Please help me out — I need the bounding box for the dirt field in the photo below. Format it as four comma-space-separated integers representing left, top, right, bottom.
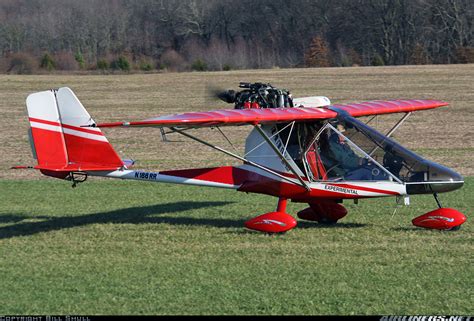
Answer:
1, 64, 473, 179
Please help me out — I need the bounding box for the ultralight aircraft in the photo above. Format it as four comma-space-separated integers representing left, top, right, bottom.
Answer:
17, 83, 467, 233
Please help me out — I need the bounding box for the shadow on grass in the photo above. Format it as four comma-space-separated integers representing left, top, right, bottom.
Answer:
391, 226, 422, 232
231, 221, 368, 236
297, 221, 368, 229
391, 226, 460, 232
0, 214, 29, 224
0, 201, 238, 239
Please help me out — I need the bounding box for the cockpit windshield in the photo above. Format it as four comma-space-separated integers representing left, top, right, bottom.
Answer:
275, 121, 398, 182
305, 123, 398, 182
273, 114, 462, 185
317, 114, 462, 184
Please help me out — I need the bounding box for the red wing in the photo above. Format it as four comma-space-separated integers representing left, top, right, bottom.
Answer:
332, 99, 448, 117
96, 107, 338, 128
95, 99, 448, 128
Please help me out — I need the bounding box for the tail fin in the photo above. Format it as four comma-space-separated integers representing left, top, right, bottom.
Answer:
26, 87, 123, 178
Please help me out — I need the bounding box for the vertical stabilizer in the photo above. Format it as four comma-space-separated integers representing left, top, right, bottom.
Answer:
26, 87, 123, 174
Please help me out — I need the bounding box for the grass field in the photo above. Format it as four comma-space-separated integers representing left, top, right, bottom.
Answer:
0, 65, 473, 315
0, 179, 472, 315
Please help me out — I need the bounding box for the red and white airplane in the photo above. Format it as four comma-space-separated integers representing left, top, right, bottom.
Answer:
19, 85, 467, 233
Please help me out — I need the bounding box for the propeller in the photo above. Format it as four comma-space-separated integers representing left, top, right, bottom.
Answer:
206, 84, 236, 104
217, 89, 236, 103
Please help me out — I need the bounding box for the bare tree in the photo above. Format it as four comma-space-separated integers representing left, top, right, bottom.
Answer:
0, 0, 472, 70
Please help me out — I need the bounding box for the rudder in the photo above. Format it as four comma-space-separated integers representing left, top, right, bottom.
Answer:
26, 87, 123, 176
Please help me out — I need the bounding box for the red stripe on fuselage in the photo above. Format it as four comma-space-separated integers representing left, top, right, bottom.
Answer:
259, 169, 400, 196
160, 167, 254, 186
159, 166, 400, 200
325, 183, 400, 196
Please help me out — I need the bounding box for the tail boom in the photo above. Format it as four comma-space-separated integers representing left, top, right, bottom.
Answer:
88, 167, 247, 190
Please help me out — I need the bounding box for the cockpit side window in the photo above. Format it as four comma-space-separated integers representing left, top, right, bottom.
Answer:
333, 114, 461, 184
275, 122, 325, 178
301, 121, 400, 182
276, 119, 413, 183
274, 115, 460, 185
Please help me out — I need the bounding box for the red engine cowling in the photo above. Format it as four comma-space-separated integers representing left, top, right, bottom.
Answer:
245, 212, 297, 233
297, 201, 348, 224
412, 208, 467, 230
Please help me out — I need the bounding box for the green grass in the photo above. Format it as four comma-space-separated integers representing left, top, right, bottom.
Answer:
0, 178, 472, 315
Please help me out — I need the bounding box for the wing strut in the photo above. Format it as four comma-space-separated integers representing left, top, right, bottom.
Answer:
169, 127, 307, 189
244, 121, 295, 158
159, 128, 169, 142
216, 127, 239, 154
368, 112, 412, 156
253, 125, 311, 191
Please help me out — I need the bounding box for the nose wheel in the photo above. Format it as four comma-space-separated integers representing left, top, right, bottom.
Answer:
411, 193, 466, 230
244, 198, 297, 233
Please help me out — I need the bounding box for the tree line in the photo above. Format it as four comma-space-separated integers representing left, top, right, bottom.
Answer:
0, 0, 473, 73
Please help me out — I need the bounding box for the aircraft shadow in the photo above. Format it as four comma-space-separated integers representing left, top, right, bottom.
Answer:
297, 221, 368, 229
391, 227, 420, 231
0, 214, 30, 224
0, 201, 238, 239
390, 226, 454, 232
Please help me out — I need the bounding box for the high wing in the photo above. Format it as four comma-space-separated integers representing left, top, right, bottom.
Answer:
97, 107, 337, 128
95, 99, 448, 128
331, 99, 448, 117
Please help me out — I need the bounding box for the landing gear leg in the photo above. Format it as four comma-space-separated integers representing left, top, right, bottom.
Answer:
433, 193, 443, 209
68, 172, 87, 188
276, 198, 287, 212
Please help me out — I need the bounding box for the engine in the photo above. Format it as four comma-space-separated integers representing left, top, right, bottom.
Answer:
217, 82, 294, 109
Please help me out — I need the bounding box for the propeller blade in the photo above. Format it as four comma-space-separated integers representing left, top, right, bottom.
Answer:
206, 83, 236, 103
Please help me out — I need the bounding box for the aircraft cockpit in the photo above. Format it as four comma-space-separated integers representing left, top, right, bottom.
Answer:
275, 114, 463, 193
325, 114, 464, 193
